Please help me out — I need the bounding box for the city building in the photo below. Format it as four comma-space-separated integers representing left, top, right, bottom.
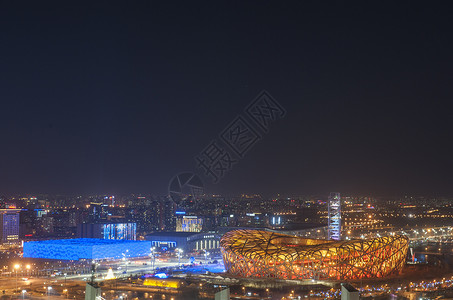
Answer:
146, 225, 327, 254
341, 283, 359, 300
126, 195, 161, 234
145, 232, 195, 251
162, 197, 177, 231
0, 208, 20, 244
328, 192, 341, 240
176, 215, 203, 232
190, 232, 221, 251
221, 229, 409, 280
23, 238, 151, 260
215, 288, 230, 300
88, 202, 110, 221
78, 222, 137, 240
145, 231, 221, 252
85, 283, 101, 300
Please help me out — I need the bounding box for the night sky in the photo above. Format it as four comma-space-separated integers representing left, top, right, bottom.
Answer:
1, 1, 453, 197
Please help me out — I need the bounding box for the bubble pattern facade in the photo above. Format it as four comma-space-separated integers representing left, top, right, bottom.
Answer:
23, 239, 152, 260
220, 230, 409, 280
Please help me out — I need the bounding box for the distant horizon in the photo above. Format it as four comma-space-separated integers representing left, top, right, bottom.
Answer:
2, 192, 453, 200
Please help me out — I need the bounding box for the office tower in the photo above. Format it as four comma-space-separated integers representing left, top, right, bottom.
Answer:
328, 192, 341, 240
0, 209, 20, 244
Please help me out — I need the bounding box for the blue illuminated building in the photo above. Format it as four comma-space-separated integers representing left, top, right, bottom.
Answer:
78, 222, 136, 240
145, 232, 221, 252
102, 223, 136, 240
328, 192, 341, 240
23, 238, 151, 260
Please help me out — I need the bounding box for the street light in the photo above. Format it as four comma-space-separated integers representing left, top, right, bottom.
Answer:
47, 286, 52, 299
14, 264, 20, 293
203, 250, 209, 264
21, 290, 26, 300
26, 264, 31, 276
176, 248, 183, 267
122, 249, 129, 274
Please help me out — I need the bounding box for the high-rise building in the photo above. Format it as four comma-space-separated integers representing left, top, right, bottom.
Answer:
126, 196, 160, 235
328, 192, 341, 240
0, 209, 20, 244
176, 216, 203, 232
162, 196, 176, 231
78, 222, 136, 240
88, 202, 109, 221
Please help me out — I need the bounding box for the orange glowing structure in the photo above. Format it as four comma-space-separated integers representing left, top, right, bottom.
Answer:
220, 230, 408, 280
143, 278, 182, 288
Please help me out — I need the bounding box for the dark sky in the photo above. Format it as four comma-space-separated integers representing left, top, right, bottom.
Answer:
1, 1, 453, 197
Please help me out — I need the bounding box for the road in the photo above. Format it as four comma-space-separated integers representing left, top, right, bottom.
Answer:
0, 255, 224, 299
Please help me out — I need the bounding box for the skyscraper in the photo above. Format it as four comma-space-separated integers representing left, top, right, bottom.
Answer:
0, 209, 20, 244
162, 196, 176, 231
328, 193, 341, 240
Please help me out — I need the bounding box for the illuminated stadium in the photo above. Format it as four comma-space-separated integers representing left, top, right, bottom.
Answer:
220, 230, 409, 280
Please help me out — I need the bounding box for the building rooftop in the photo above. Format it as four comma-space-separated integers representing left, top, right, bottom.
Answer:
26, 238, 148, 246
342, 283, 359, 293
24, 238, 152, 260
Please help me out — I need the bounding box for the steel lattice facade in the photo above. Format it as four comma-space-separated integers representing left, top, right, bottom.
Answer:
221, 230, 408, 280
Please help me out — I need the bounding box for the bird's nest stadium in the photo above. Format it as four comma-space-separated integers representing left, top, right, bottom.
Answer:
220, 230, 409, 280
